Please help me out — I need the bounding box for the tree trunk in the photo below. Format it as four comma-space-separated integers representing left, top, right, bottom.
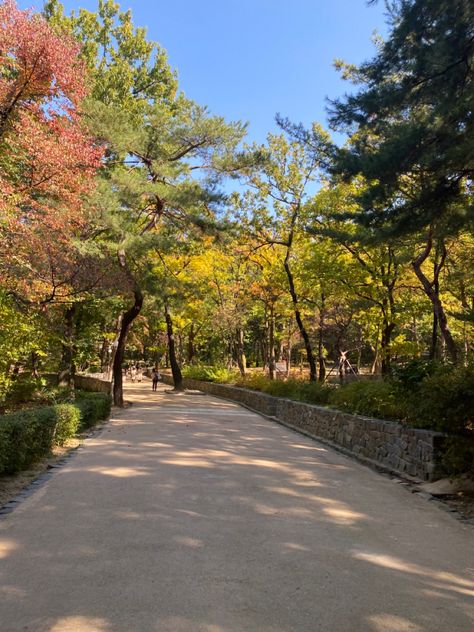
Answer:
284, 256, 317, 381
285, 318, 292, 378
412, 233, 457, 362
187, 323, 196, 364
268, 305, 276, 380
429, 274, 440, 360
380, 319, 396, 376
31, 352, 40, 379
107, 314, 123, 380
99, 338, 109, 374
165, 302, 183, 391
317, 292, 326, 383
58, 304, 77, 392
112, 250, 144, 407
370, 335, 380, 375
236, 327, 247, 377
430, 310, 439, 360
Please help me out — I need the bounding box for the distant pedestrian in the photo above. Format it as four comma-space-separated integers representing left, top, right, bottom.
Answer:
151, 368, 159, 391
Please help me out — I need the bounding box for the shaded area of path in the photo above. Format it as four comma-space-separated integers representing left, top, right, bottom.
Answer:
1, 381, 473, 632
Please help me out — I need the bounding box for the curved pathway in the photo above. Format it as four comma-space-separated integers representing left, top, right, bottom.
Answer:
0, 381, 473, 631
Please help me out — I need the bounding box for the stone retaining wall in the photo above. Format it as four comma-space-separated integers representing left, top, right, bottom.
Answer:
74, 375, 112, 394
161, 374, 445, 481
42, 373, 112, 394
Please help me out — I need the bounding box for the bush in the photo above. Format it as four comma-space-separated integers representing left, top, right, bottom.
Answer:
0, 392, 111, 475
391, 359, 441, 392
236, 375, 332, 405
295, 381, 332, 405
182, 364, 240, 384
0, 409, 53, 474
2, 376, 47, 410
53, 404, 81, 445
235, 373, 270, 391
329, 380, 403, 420
404, 364, 474, 434
76, 392, 112, 429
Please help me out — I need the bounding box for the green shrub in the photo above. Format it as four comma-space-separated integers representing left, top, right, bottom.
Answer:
53, 404, 81, 446
76, 392, 112, 429
0, 392, 111, 475
0, 408, 56, 474
3, 376, 47, 409
235, 373, 270, 391
391, 359, 441, 392
441, 436, 474, 476
235, 375, 332, 405
329, 380, 403, 420
404, 364, 474, 434
295, 381, 332, 405
183, 364, 240, 384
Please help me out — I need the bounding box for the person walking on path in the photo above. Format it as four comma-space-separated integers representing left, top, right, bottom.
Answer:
151, 368, 160, 391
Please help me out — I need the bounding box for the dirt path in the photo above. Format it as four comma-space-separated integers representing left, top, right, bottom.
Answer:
0, 381, 473, 631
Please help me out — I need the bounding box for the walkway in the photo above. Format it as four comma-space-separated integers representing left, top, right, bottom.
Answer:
0, 381, 473, 632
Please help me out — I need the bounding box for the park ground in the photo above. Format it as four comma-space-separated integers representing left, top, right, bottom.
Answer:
0, 380, 473, 632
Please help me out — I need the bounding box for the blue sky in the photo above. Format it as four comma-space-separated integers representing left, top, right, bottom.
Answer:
31, 0, 389, 144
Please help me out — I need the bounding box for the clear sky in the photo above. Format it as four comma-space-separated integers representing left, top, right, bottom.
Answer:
29, 0, 389, 144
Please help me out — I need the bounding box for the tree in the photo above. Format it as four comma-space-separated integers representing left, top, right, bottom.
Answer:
327, 0, 474, 361
0, 1, 102, 304
235, 130, 329, 381
312, 180, 413, 374
45, 0, 246, 404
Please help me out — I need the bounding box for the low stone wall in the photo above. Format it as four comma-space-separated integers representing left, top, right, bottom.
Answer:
42, 373, 112, 394
74, 375, 112, 394
161, 374, 445, 481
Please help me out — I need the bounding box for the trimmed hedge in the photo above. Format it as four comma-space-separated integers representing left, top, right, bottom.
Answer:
0, 392, 111, 475
76, 391, 112, 430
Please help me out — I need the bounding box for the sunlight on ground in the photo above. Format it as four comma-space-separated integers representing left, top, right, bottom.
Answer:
290, 443, 327, 452
0, 538, 18, 559
265, 486, 368, 524
115, 510, 142, 520
353, 551, 474, 596
174, 536, 204, 548
367, 614, 423, 632
322, 506, 367, 525
49, 616, 111, 631
282, 542, 311, 552
84, 466, 150, 478
0, 584, 27, 598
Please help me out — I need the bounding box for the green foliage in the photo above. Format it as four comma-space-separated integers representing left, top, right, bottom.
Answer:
0, 405, 74, 474
0, 292, 49, 407
0, 392, 111, 475
391, 359, 440, 392
182, 364, 240, 384
236, 375, 332, 405
52, 404, 82, 446
330, 0, 474, 235
403, 364, 474, 434
236, 373, 276, 392
440, 437, 474, 478
2, 376, 47, 411
76, 392, 112, 429
44, 0, 178, 116
328, 380, 403, 420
